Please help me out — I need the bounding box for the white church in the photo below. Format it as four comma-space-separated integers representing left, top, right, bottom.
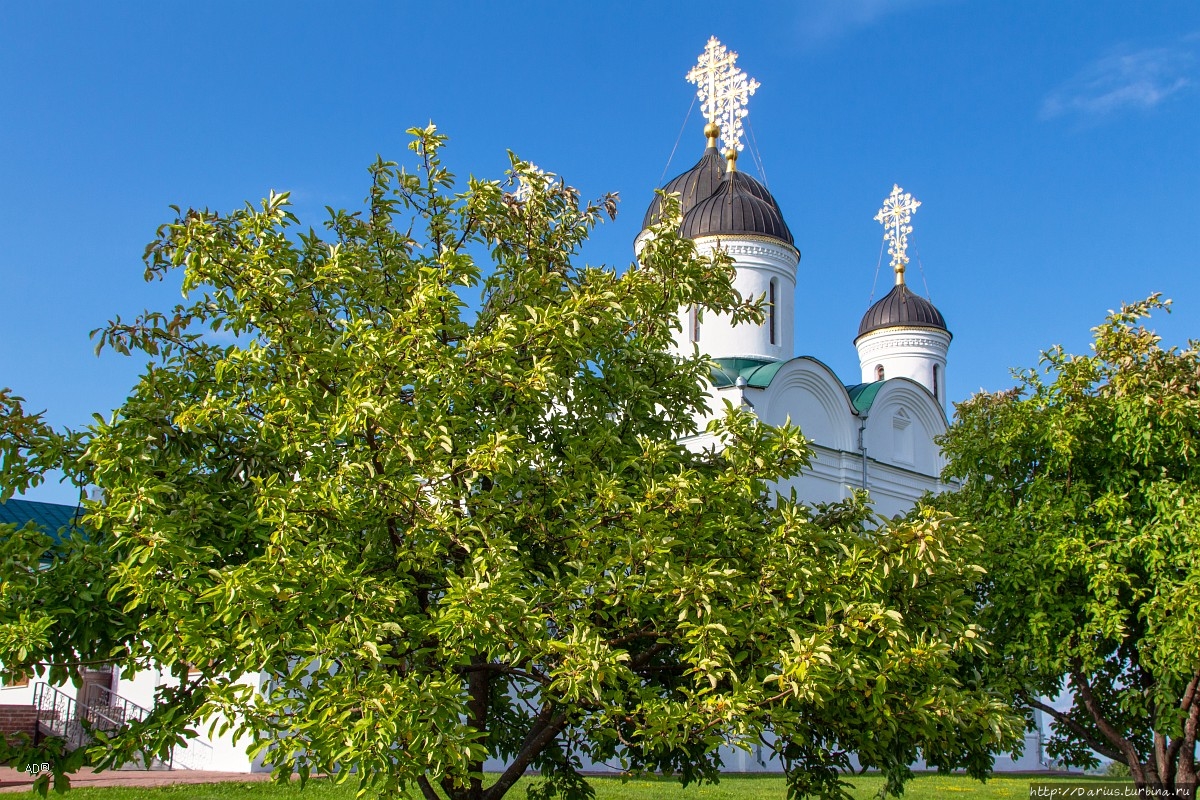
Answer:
641, 37, 953, 520
623, 37, 1047, 772
0, 38, 1051, 776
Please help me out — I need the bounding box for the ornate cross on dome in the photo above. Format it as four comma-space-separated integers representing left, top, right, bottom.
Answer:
686, 36, 760, 156
874, 184, 921, 284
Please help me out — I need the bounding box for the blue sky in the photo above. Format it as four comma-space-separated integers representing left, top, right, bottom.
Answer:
3, 2, 1198, 504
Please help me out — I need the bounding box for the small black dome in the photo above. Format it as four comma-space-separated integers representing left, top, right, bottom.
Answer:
678, 171, 794, 246
856, 283, 949, 339
642, 147, 724, 229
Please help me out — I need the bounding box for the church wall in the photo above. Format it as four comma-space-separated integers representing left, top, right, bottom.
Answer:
755, 360, 856, 452
855, 327, 950, 405
862, 460, 944, 518
774, 446, 861, 508
861, 381, 947, 482
148, 669, 262, 772
113, 667, 160, 712
681, 237, 798, 363
695, 368, 947, 519
772, 445, 945, 519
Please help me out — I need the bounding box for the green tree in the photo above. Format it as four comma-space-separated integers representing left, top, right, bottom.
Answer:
1, 127, 1017, 799
937, 296, 1200, 799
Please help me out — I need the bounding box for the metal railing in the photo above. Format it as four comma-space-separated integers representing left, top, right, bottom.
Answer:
32, 682, 90, 752
85, 685, 214, 770
32, 682, 214, 771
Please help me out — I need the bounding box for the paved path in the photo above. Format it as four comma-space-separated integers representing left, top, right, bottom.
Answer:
0, 767, 276, 793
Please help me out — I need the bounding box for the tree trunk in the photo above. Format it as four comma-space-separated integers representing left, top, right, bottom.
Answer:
1176, 685, 1199, 800
1129, 760, 1197, 800
465, 658, 491, 800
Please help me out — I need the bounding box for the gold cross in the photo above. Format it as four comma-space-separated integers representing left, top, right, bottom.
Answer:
686, 37, 760, 155
874, 184, 921, 280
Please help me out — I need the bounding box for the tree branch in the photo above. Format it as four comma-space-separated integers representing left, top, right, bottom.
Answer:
415, 775, 441, 800
1154, 730, 1171, 787
482, 705, 569, 800
1178, 670, 1200, 718
364, 422, 404, 553
1021, 694, 1124, 763
1070, 662, 1144, 770
607, 626, 659, 648
453, 663, 549, 686
629, 641, 671, 670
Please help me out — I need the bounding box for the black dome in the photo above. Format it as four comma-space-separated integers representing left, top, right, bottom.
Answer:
856, 283, 949, 339
678, 171, 794, 246
731, 169, 783, 208
642, 146, 724, 229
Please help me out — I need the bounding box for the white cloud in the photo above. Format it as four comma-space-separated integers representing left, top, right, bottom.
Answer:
1041, 39, 1197, 121
794, 0, 945, 46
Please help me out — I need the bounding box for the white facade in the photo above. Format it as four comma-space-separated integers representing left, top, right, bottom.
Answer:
682, 355, 950, 518
669, 208, 952, 516
2, 668, 260, 772
674, 235, 799, 363
855, 325, 951, 408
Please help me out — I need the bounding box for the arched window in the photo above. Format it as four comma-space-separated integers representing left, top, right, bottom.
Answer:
689, 304, 700, 343
932, 364, 940, 400
768, 279, 778, 345
875, 364, 885, 381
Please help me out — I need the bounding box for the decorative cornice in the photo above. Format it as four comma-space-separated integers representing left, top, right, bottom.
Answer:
693, 234, 800, 260
717, 242, 789, 258
854, 326, 952, 349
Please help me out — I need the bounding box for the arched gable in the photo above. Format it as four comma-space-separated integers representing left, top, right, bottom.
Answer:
757, 357, 857, 452
861, 378, 948, 477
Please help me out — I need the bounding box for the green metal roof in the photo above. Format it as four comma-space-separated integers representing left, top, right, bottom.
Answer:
0, 498, 84, 545
712, 359, 890, 418
845, 381, 885, 415
711, 358, 786, 389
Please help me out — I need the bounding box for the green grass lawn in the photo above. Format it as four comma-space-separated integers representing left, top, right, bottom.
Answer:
52, 773, 1128, 800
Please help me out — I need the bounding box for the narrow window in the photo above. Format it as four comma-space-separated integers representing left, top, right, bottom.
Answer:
875, 364, 885, 381
689, 305, 700, 343
768, 279, 778, 345
932, 364, 940, 400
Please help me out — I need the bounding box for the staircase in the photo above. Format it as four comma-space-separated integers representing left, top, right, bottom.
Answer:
31, 683, 213, 770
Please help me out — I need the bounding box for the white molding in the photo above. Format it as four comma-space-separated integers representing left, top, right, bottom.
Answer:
855, 327, 950, 404
693, 235, 800, 269
855, 327, 951, 355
